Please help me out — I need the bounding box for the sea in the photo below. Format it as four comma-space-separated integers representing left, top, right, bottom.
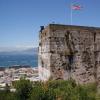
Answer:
0, 54, 38, 68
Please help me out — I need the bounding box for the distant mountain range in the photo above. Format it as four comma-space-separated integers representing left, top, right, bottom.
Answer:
0, 47, 38, 55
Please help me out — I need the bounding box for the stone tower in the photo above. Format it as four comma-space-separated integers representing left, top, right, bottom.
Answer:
38, 24, 100, 86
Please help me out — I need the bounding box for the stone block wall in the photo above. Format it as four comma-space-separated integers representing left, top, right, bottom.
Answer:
38, 24, 100, 86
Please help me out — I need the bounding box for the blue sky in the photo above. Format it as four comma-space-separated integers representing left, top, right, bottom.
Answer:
0, 0, 100, 51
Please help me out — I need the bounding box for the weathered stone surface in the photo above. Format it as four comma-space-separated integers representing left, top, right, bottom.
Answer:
38, 24, 100, 87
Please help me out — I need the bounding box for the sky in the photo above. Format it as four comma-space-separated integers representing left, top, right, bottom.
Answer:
0, 0, 100, 51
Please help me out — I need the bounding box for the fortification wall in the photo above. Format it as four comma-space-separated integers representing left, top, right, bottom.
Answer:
39, 24, 100, 87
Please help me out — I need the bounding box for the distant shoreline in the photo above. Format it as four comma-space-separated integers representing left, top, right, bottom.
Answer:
0, 65, 38, 71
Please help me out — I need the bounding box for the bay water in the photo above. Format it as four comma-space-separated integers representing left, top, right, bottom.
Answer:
0, 54, 38, 67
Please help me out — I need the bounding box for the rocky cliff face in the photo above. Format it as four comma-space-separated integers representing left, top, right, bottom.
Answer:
38, 24, 100, 87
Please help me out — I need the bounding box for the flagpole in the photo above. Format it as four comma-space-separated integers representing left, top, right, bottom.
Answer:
71, 4, 73, 25
70, 3, 82, 25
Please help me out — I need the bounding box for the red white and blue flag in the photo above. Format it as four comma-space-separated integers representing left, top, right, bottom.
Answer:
72, 4, 82, 10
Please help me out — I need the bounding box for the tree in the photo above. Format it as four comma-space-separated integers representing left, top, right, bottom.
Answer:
5, 83, 10, 93
14, 78, 32, 100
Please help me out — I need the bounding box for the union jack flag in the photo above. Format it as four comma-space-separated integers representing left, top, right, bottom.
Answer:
72, 5, 82, 10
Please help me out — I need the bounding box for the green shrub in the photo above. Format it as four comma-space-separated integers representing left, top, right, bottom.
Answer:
14, 78, 33, 100
0, 79, 99, 100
